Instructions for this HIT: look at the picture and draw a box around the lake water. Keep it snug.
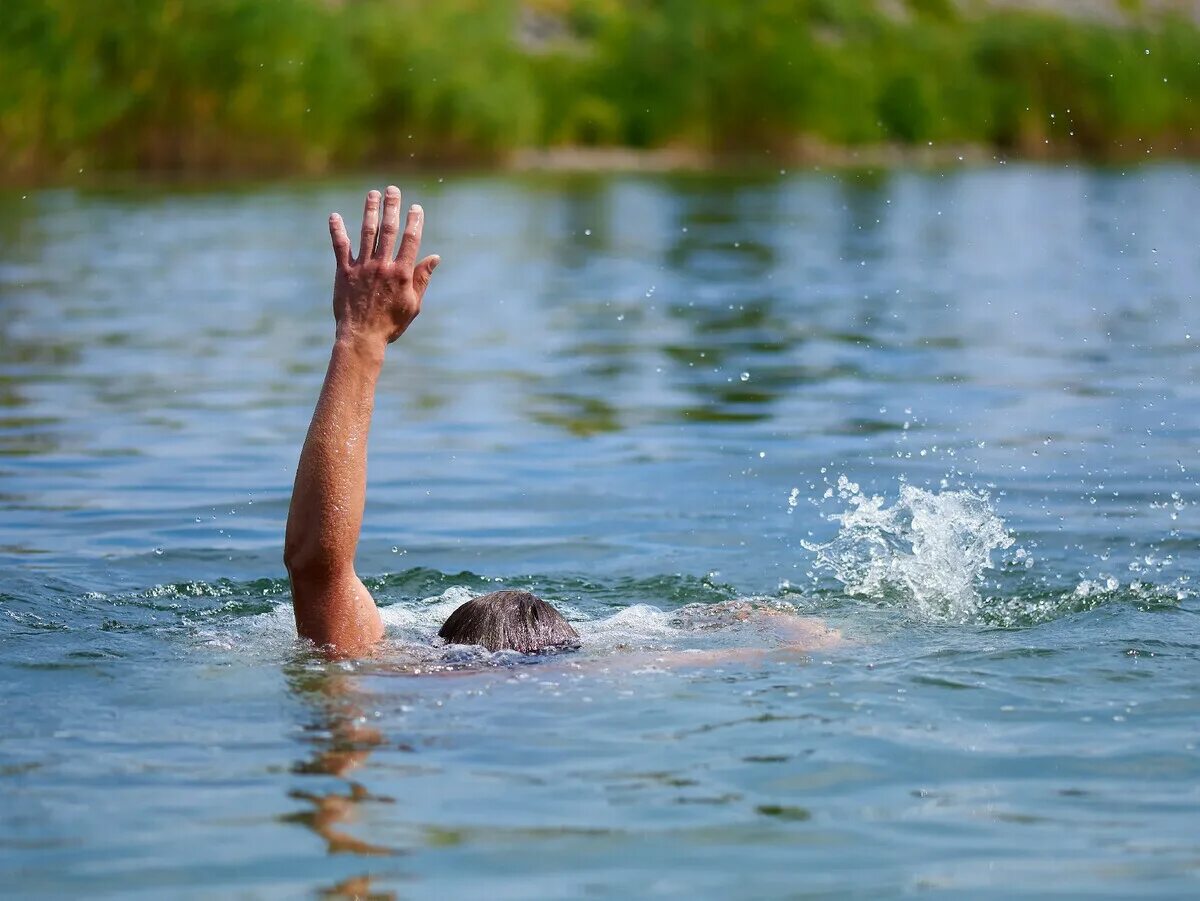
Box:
[1,167,1198,898]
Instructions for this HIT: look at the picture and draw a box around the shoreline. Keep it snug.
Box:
[4,140,1197,191]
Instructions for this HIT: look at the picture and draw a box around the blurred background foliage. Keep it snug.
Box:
[1,0,1198,181]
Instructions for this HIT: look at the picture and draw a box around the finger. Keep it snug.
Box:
[412,254,440,297]
[396,203,424,272]
[328,213,351,268]
[357,189,381,262]
[375,185,402,260]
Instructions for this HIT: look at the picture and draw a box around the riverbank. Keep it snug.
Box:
[507,136,1195,174]
[10,142,1190,193]
[3,0,1198,186]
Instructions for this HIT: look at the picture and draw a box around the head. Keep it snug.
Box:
[438,590,580,654]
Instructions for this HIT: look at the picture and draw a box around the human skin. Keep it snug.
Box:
[284,186,439,656]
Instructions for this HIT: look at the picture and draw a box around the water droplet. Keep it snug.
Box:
[584,229,591,236]
[740,371,750,382]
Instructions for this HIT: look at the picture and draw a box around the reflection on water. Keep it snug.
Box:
[285,665,396,859]
[1,168,1199,896]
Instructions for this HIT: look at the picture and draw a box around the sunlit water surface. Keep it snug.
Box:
[1,167,1198,897]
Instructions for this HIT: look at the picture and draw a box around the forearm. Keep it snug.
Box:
[286,335,383,573]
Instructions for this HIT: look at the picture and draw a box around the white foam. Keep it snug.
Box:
[192,602,298,657]
[573,603,681,650]
[803,480,1014,622]
[380,585,473,638]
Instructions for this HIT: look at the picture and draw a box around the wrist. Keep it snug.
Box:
[332,328,387,366]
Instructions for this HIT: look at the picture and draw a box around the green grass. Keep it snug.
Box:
[1,0,1197,181]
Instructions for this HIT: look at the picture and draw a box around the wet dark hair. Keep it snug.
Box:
[438,590,580,654]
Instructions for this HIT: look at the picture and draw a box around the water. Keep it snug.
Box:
[1,166,1198,897]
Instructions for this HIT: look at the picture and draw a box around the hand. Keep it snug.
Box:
[328,185,440,347]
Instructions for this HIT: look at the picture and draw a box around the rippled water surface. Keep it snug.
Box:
[2,167,1198,897]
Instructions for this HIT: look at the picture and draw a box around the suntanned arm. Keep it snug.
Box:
[284,186,440,656]
[593,617,843,672]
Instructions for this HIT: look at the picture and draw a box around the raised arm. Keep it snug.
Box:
[284,186,440,655]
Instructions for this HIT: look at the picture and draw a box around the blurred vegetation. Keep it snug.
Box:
[1,0,1198,181]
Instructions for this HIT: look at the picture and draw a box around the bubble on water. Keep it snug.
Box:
[740,371,750,381]
[802,482,1013,621]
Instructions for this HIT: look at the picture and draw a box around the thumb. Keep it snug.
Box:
[413,254,440,296]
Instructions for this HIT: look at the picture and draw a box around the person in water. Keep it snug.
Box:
[282,185,580,656]
[284,186,835,658]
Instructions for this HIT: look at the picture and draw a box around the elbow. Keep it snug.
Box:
[283,536,337,583]
[282,533,304,576]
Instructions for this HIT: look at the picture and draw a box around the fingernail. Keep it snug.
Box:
[430,256,440,269]
[411,204,422,214]
[386,185,400,196]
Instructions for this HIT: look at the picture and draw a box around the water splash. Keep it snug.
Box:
[803,479,1014,622]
